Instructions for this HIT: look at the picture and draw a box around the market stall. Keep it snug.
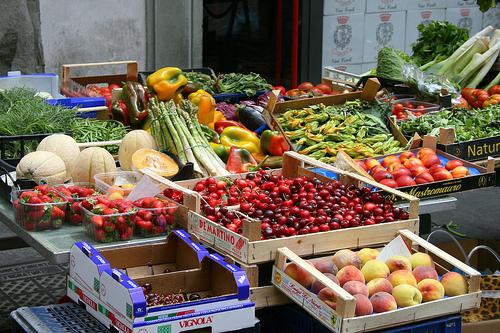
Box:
[1,20,499,332]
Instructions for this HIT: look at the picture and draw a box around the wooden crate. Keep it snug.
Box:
[141,151,420,265]
[272,229,481,333]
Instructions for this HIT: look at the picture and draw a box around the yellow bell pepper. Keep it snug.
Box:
[188,90,215,125]
[146,67,187,101]
[208,111,226,130]
[173,92,184,105]
[220,126,261,154]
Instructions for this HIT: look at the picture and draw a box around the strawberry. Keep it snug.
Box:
[71,213,82,225]
[91,215,104,228]
[103,221,116,233]
[28,196,43,204]
[71,202,81,214]
[94,229,106,242]
[92,203,106,214]
[51,206,65,219]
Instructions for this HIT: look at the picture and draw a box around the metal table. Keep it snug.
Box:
[0,195,458,265]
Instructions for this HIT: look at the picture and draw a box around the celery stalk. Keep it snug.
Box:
[455,41,500,87]
[467,30,500,88]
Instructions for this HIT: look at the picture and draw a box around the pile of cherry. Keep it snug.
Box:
[164,170,409,240]
[141,283,203,306]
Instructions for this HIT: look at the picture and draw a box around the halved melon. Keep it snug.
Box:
[131,149,179,178]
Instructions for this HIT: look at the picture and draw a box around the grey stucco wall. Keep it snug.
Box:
[39,0,147,75]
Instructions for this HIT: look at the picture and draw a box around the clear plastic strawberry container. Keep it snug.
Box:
[132,196,178,237]
[94,171,143,199]
[53,182,102,226]
[81,196,137,243]
[391,98,440,120]
[11,188,67,231]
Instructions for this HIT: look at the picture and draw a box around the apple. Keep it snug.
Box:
[364,158,381,171]
[379,178,398,188]
[373,171,392,182]
[404,157,424,169]
[428,164,445,174]
[410,165,428,177]
[420,154,441,168]
[392,284,422,307]
[312,258,338,275]
[432,169,453,181]
[399,151,415,164]
[391,167,412,179]
[387,163,404,173]
[396,175,416,187]
[415,172,434,184]
[417,148,436,159]
[382,155,400,168]
[451,166,469,178]
[370,165,386,175]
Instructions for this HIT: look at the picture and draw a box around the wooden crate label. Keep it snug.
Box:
[383,173,495,201]
[272,266,341,332]
[188,212,249,262]
[438,135,500,161]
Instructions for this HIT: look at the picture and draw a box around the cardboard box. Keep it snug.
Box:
[446,0,478,7]
[324,0,366,15]
[446,7,484,35]
[363,11,407,62]
[67,231,255,333]
[365,0,407,13]
[272,231,482,333]
[405,9,446,54]
[482,6,500,28]
[463,320,500,333]
[407,0,446,10]
[322,14,364,66]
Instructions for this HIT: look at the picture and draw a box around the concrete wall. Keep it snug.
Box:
[39,0,147,75]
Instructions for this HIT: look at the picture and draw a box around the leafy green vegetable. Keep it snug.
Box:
[400,105,500,141]
[215,72,271,96]
[411,21,469,66]
[0,88,77,158]
[376,47,414,82]
[183,71,216,94]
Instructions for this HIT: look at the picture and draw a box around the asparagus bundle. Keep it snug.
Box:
[149,98,229,177]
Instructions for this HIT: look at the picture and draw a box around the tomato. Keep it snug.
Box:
[311,87,324,95]
[454,97,470,109]
[473,89,489,105]
[487,85,500,95]
[490,94,500,102]
[461,87,476,102]
[314,83,332,94]
[286,89,305,97]
[392,103,404,115]
[108,83,121,90]
[297,82,314,90]
[416,105,425,110]
[272,86,286,95]
[483,98,498,107]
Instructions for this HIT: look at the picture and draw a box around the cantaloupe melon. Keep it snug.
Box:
[37,134,80,180]
[16,151,67,185]
[131,148,178,177]
[118,130,157,170]
[72,147,116,183]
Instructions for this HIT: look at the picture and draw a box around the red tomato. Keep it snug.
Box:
[311,87,325,95]
[454,97,470,109]
[416,105,425,110]
[461,87,477,102]
[392,103,404,115]
[297,82,314,90]
[483,97,498,107]
[487,85,500,95]
[314,83,332,94]
[272,86,286,95]
[108,83,121,90]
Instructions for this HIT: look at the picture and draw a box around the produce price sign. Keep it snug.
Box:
[272,266,342,333]
[438,136,500,161]
[188,211,249,262]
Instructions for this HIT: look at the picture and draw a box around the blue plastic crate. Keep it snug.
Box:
[45,97,106,118]
[213,90,268,103]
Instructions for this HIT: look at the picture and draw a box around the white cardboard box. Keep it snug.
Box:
[323,13,364,66]
[329,63,363,75]
[405,9,446,54]
[482,6,500,28]
[365,0,407,13]
[446,0,478,7]
[407,0,446,10]
[363,11,407,62]
[446,7,484,35]
[324,0,366,15]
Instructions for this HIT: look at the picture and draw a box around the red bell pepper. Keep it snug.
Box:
[226,147,258,174]
[260,130,289,156]
[214,120,247,134]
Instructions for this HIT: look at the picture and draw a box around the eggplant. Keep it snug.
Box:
[236,102,266,131]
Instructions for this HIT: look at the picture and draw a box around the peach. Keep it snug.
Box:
[358,248,380,267]
[441,272,468,296]
[343,280,369,297]
[392,284,422,307]
[388,270,417,287]
[337,265,365,286]
[415,172,434,184]
[370,165,386,175]
[418,279,445,302]
[404,157,424,169]
[432,169,453,181]
[284,263,315,289]
[445,159,464,171]
[382,155,400,168]
[354,294,373,316]
[391,167,412,179]
[318,287,337,310]
[367,278,393,296]
[311,273,339,294]
[365,158,381,171]
[386,255,412,272]
[387,163,404,173]
[412,266,439,283]
[410,252,434,269]
[373,171,392,182]
[396,175,416,187]
[429,164,445,174]
[361,259,390,282]
[380,178,398,188]
[417,148,436,159]
[332,249,361,269]
[421,154,441,168]
[399,151,415,164]
[312,258,338,275]
[410,165,428,177]
[451,166,469,178]
[370,291,397,313]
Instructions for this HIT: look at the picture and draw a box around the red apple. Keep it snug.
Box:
[396,175,416,187]
[445,160,464,171]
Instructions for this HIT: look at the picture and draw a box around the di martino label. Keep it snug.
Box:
[438,136,500,161]
[384,173,496,201]
[188,212,248,261]
[272,267,341,333]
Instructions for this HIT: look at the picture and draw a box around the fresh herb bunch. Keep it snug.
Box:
[70,118,129,154]
[0,88,76,158]
[183,72,216,94]
[400,105,500,141]
[411,21,469,66]
[214,72,271,96]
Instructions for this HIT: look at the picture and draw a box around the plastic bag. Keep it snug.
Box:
[402,64,459,102]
